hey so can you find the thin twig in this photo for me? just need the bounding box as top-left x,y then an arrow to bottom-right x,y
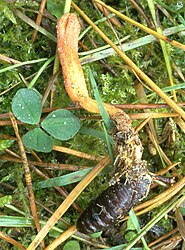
44,225 -> 78,250
52,145 -> 103,161
0,155 -> 89,171
32,0 -> 47,42
0,54 -> 21,64
0,231 -> 26,250
148,227 -> 179,247
9,112 -> 45,249
0,112 -> 181,127
129,0 -> 154,28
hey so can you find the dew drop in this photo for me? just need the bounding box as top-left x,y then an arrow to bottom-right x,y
52,114 -> 56,118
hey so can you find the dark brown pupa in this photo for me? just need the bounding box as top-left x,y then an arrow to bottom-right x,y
77,170 -> 151,234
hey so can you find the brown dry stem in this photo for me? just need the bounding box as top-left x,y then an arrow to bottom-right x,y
52,145 -> 103,161
32,0 -> 47,42
0,154 -> 89,171
9,112 -> 45,249
93,0 -> 122,27
0,231 -> 26,250
148,227 -> 179,247
0,53 -> 21,64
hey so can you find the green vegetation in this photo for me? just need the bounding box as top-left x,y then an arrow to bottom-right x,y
0,0 -> 185,249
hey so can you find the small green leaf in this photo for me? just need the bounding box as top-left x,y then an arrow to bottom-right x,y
126,217 -> 136,231
128,209 -> 149,249
0,0 -> 17,24
33,168 -> 92,190
80,126 -> 114,143
47,0 -> 64,18
41,109 -> 80,141
49,229 -> 60,239
128,209 -> 140,231
0,140 -> 14,151
12,88 -> 42,125
90,231 -> 102,238
0,195 -> 12,208
4,5 -> 16,24
22,128 -> 53,153
63,240 -> 80,250
125,231 -> 137,242
0,173 -> 14,183
180,207 -> 185,216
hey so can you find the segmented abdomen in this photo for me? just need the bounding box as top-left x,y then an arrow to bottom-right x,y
76,174 -> 151,234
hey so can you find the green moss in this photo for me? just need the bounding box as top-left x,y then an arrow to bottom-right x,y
0,0 -> 185,248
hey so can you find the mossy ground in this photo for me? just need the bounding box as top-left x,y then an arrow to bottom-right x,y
0,0 -> 185,249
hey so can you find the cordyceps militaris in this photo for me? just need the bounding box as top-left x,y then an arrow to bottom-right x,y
57,13 -> 173,234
